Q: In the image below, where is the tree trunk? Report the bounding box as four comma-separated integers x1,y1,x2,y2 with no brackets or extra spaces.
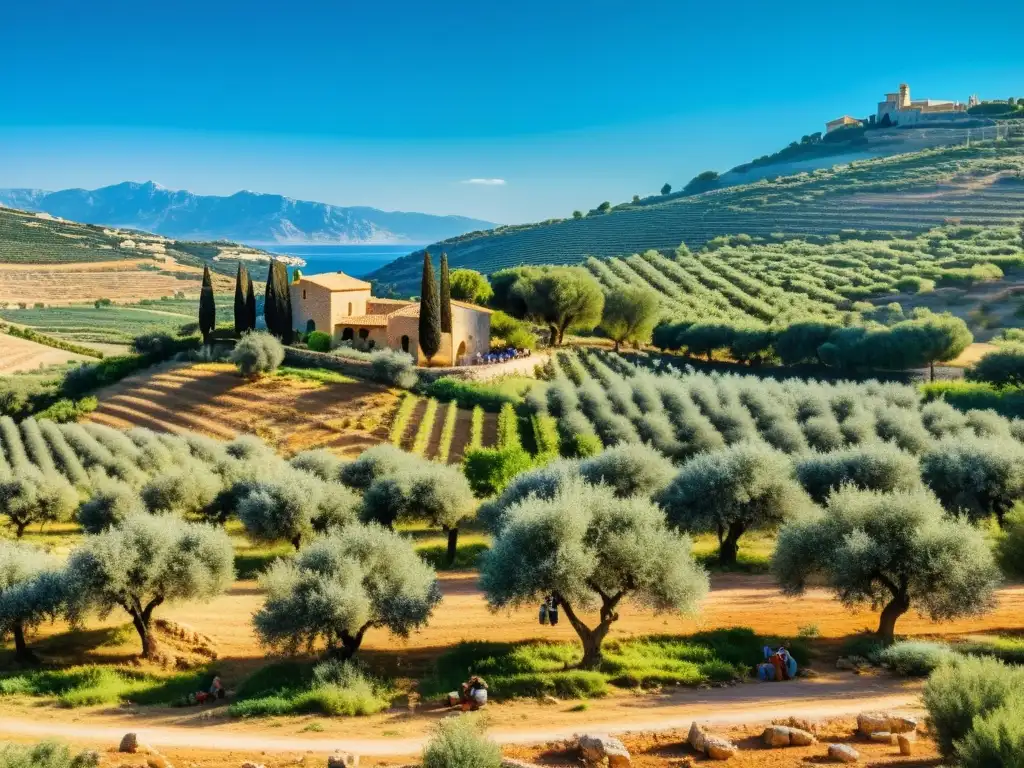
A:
613,340,621,352
337,624,371,660
548,326,558,347
706,351,713,362
929,360,935,382
445,527,459,567
131,613,160,658
12,622,37,665
718,521,745,566
556,591,620,670
14,520,27,539
876,592,910,642
291,534,302,551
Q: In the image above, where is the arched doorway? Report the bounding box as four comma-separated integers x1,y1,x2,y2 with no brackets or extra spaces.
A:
341,328,354,342
401,335,410,353
358,328,369,340
306,319,316,333
456,341,467,362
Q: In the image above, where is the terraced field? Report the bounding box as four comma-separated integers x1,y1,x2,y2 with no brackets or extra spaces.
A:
0,296,234,344
584,223,1024,330
371,141,1024,294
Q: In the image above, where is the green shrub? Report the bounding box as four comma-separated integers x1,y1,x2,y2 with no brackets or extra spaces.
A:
229,660,391,718
370,348,418,389
0,741,99,768
230,331,284,376
923,655,1024,758
956,700,1024,768
3,325,103,359
424,377,517,411
967,344,1024,389
421,715,502,768
571,432,603,457
35,396,97,423
306,331,332,352
878,640,957,676
921,380,1024,419
462,447,534,497
997,506,1024,578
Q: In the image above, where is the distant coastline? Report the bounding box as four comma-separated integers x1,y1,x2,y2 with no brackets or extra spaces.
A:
263,243,421,279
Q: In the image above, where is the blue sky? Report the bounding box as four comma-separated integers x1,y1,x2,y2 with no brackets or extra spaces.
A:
2,0,1022,224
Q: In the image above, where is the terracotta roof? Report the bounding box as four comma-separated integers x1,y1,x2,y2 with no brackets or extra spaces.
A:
334,315,390,327
367,298,414,315
300,272,372,292
391,304,420,318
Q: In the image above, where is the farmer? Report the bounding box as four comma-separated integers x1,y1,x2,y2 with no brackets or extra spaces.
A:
447,675,488,710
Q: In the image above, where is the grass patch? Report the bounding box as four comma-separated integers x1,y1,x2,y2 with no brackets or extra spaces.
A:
275,366,357,385
229,659,392,718
691,530,774,573
422,628,804,701
416,541,490,570
0,665,210,708
959,634,1024,664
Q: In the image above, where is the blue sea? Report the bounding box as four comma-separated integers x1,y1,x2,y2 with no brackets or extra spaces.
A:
261,244,420,279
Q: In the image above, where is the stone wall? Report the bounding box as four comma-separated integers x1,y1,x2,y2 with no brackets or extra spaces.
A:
283,347,551,383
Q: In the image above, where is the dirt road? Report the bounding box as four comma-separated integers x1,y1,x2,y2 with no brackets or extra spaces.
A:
0,675,922,757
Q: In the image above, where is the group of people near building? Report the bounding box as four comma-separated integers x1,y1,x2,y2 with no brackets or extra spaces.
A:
467,347,532,366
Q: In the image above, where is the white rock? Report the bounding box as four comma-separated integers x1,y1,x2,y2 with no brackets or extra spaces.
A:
762,726,791,748
579,734,631,768
898,734,914,756
857,712,890,737
869,731,895,744
687,721,707,753
703,735,737,760
889,716,918,734
828,744,860,763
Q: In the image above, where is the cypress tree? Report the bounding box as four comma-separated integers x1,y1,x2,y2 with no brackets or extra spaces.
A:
264,260,278,336
440,251,452,333
245,270,256,332
273,260,294,344
234,263,249,336
199,265,216,345
418,252,441,364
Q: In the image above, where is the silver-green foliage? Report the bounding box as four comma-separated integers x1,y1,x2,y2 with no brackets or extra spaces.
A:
230,331,285,375
421,715,502,768
66,514,234,656
0,741,100,768
237,468,361,548
340,444,420,491
923,655,1024,760
77,476,143,533
920,436,1024,524
795,443,921,504
0,469,78,537
361,462,475,530
477,458,581,534
578,442,676,500
774,487,1001,639
481,481,708,667
254,523,441,658
658,441,811,563
0,541,65,659
290,449,347,483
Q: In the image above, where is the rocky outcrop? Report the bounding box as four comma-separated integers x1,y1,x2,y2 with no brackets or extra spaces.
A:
761,725,816,748
327,754,359,768
686,722,736,761
857,711,918,737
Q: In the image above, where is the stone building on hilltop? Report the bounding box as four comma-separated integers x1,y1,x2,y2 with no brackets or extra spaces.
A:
289,271,491,365
876,83,968,125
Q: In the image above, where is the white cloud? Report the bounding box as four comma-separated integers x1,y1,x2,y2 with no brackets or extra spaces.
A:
461,178,506,186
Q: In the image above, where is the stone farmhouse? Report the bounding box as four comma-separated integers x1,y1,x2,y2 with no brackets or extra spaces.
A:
289,271,492,366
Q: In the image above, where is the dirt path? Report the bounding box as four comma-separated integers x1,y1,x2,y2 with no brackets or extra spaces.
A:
0,678,922,757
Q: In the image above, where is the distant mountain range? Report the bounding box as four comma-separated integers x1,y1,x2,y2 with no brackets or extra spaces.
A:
0,182,496,245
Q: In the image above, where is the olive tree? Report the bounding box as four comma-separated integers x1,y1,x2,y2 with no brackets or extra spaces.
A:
140,462,223,516
339,444,419,491
65,514,235,657
254,523,441,659
361,463,475,565
0,470,78,538
448,268,493,305
0,542,65,663
289,449,348,483
237,469,361,549
77,476,143,533
658,442,811,565
521,267,605,345
579,443,676,500
477,458,581,534
599,286,661,351
920,437,1024,526
482,481,708,668
230,331,284,376
773,487,1000,641
795,443,921,504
